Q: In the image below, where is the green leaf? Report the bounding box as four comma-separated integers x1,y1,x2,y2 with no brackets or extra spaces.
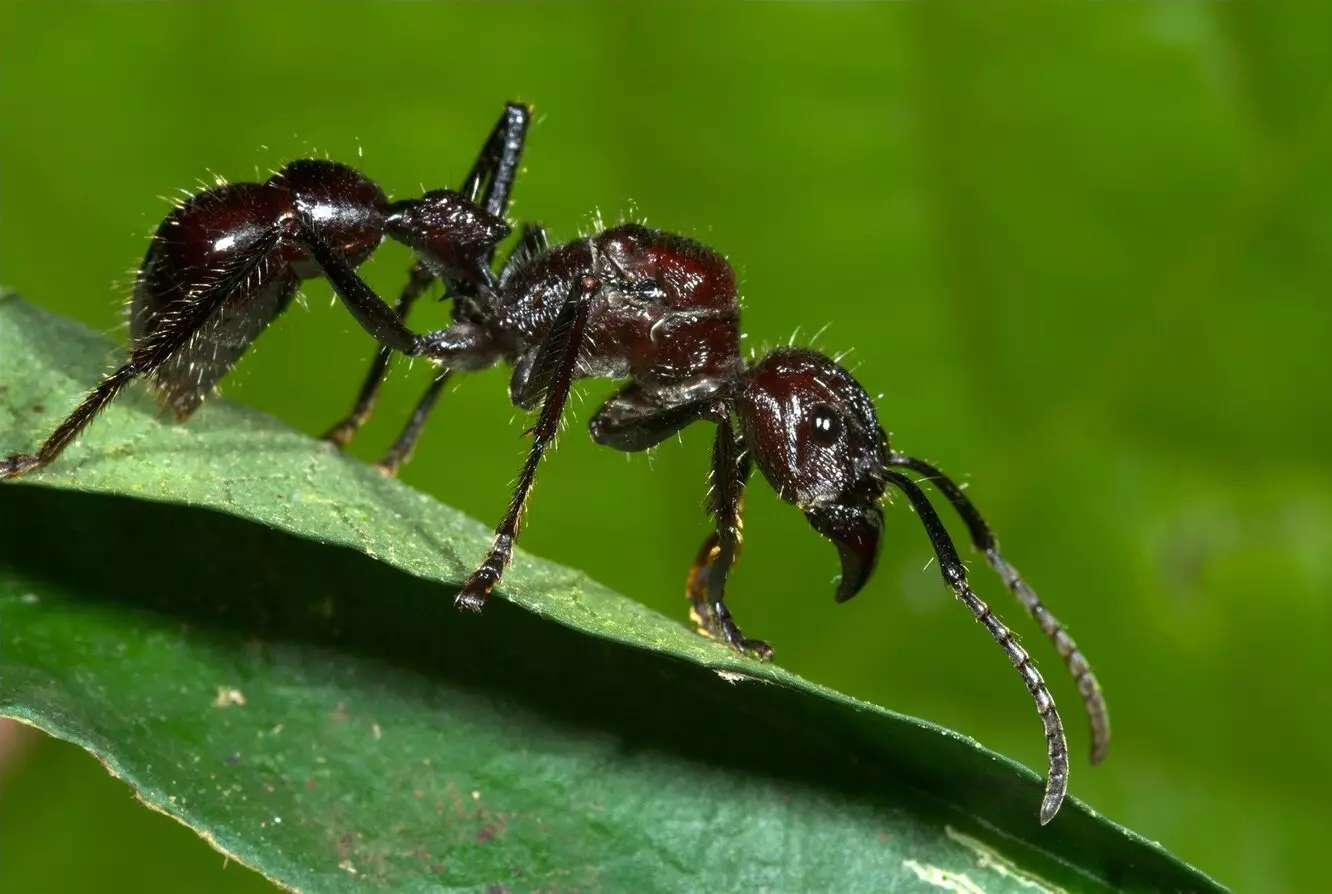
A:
0,294,1221,893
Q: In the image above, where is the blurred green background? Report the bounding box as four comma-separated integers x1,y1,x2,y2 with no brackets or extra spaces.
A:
1,3,1328,892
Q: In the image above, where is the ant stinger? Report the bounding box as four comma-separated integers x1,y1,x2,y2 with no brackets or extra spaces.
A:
0,101,1108,823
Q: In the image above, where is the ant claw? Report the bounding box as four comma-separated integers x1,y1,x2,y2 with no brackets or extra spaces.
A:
321,423,356,449
454,585,489,613
455,557,502,612
373,459,402,478
1,454,37,480
735,638,774,661
718,624,773,660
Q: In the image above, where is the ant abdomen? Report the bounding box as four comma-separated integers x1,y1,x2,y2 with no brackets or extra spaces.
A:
131,160,390,418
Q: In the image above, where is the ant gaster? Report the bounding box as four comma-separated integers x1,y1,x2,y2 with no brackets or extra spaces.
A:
0,102,1108,823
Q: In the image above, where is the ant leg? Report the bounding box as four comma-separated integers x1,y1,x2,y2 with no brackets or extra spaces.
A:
586,386,766,654
587,383,714,452
1,361,145,480
497,222,549,286
884,469,1070,825
2,233,287,480
887,453,1109,766
322,263,434,448
686,414,771,658
324,104,532,452
462,101,532,219
371,320,501,475
289,215,427,355
367,222,548,472
454,276,596,611
373,369,452,476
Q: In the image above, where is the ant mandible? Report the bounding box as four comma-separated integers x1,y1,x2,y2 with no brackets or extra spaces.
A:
0,102,1108,823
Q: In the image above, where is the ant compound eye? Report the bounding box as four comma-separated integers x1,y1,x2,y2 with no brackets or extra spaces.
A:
809,404,842,447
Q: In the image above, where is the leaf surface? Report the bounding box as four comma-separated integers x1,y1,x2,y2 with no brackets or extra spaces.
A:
0,295,1222,893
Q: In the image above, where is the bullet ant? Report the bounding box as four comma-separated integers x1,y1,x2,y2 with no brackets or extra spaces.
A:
0,102,1108,822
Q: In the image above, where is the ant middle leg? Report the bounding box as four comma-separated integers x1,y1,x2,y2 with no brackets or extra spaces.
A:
373,369,452,476
322,103,533,456
454,276,597,611
382,317,503,470
322,262,435,448
370,222,550,476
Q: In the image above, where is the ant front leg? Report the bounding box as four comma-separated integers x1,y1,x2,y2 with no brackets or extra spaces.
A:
688,413,771,659
587,386,767,656
587,382,716,451
454,275,597,611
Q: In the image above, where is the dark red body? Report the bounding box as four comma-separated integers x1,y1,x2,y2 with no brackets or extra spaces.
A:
486,224,744,407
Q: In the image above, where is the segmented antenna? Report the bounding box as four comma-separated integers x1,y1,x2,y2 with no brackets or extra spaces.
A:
986,549,1110,764
884,469,1069,823
888,453,1110,766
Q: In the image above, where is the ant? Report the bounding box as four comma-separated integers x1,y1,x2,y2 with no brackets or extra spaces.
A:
0,102,1108,823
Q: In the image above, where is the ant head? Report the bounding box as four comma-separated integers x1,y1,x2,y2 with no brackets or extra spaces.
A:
736,347,889,602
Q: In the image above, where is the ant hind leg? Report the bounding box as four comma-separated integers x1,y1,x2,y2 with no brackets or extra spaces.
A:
2,231,288,479
368,220,549,474
322,263,435,449
323,103,533,459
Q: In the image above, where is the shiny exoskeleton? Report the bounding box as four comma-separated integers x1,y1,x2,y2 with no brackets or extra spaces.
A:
0,102,1109,823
